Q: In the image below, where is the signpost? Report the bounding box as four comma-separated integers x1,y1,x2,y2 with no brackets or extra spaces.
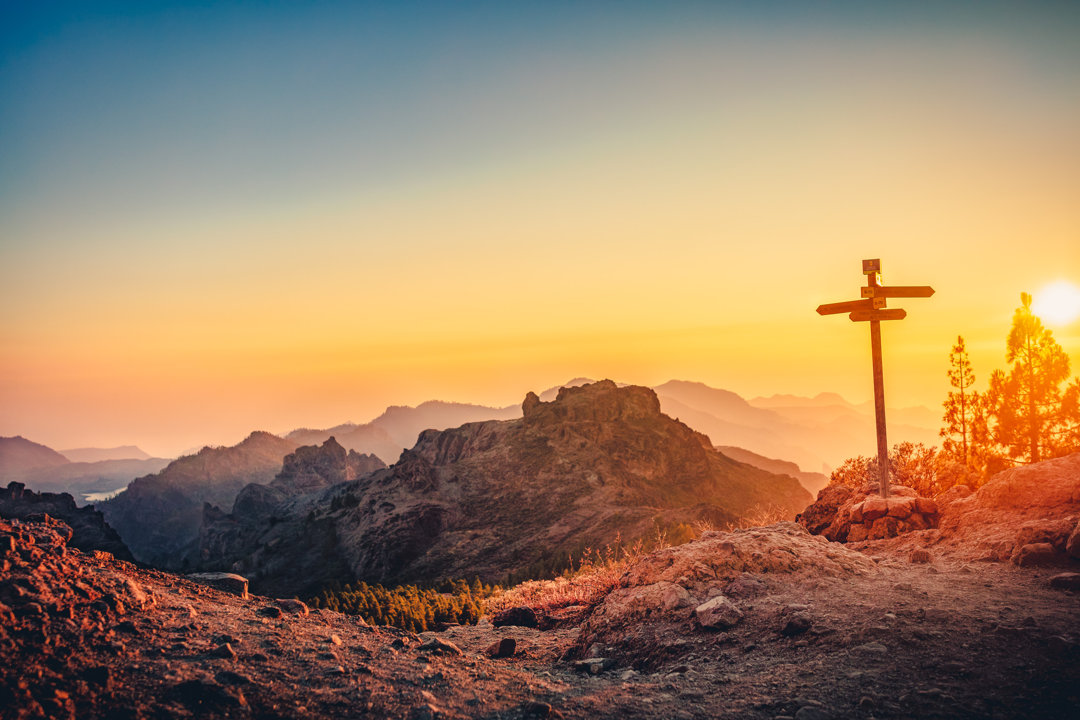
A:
817,260,934,498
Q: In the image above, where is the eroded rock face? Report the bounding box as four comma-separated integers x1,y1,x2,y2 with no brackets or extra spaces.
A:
99,431,299,570
0,482,133,561
198,381,812,597
796,483,940,542
934,453,1080,561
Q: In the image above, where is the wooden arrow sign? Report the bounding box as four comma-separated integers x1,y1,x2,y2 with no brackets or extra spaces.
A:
816,258,933,499
849,309,907,322
816,299,873,315
860,286,935,299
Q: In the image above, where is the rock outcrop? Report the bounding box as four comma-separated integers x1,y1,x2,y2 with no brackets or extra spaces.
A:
797,483,941,542
99,431,298,570
0,482,133,560
573,522,877,666
932,453,1080,562
198,381,812,597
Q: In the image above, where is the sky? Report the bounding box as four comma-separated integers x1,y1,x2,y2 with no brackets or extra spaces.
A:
2,1,1079,458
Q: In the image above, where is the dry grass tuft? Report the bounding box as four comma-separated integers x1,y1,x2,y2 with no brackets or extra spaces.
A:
723,503,793,531
487,532,662,615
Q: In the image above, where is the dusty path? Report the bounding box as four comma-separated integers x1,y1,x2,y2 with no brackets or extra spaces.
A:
3,518,1077,719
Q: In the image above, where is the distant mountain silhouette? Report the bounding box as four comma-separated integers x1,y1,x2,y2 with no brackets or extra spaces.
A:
14,458,171,505
286,400,520,464
99,431,298,569
0,436,70,475
198,381,811,597
1,437,169,506
654,380,938,471
59,446,153,463
715,446,829,496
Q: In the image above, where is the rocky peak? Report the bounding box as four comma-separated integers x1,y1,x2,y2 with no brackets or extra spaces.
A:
522,380,661,425
272,437,349,493
271,438,386,495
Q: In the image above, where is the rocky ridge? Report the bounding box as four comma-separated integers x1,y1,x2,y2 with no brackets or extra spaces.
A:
198,381,812,597
99,432,298,571
0,482,132,561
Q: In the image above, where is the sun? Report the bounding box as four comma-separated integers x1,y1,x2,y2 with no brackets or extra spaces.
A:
1031,280,1080,327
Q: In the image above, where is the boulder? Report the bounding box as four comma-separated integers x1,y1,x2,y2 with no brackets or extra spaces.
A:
275,599,309,615
1048,573,1080,591
694,595,743,630
187,572,249,599
796,486,853,535
418,637,462,656
861,497,889,523
1069,520,1080,560
1011,543,1061,567
493,606,538,629
886,497,915,519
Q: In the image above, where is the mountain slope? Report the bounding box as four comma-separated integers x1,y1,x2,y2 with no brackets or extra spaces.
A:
0,436,70,475
716,445,829,495
99,431,298,569
198,381,811,597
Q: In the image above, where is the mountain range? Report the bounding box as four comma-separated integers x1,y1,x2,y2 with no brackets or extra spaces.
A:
0,436,169,505
196,381,812,597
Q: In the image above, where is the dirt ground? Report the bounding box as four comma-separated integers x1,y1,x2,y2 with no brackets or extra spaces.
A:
3,517,1078,720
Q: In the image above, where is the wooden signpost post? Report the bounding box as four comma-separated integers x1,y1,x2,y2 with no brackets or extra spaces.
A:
817,259,934,498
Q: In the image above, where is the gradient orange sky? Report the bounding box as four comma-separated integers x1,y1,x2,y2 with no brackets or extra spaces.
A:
2,3,1078,457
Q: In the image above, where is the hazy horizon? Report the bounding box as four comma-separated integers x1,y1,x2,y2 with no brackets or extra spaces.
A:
3,2,1078,459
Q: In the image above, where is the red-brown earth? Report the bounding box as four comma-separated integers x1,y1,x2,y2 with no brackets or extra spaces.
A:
4,455,1080,719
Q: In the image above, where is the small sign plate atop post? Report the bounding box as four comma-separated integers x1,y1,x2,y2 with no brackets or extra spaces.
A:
817,259,934,497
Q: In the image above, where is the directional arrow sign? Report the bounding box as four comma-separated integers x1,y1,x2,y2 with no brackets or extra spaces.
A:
860,285,935,299
817,299,873,315
849,309,907,322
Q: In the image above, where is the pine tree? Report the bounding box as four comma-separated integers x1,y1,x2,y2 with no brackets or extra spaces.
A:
941,336,978,466
991,293,1072,463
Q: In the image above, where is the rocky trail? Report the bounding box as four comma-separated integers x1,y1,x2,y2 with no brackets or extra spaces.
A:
3,512,1078,720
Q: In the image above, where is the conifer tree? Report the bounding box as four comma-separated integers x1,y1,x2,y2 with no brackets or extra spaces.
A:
990,293,1072,463
941,336,977,466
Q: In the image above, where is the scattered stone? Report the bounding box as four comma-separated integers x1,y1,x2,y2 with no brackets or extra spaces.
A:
694,595,743,630
1048,573,1080,591
492,606,538,628
795,706,831,720
522,700,554,717
418,637,463,656
573,658,614,675
276,599,309,615
186,572,249,599
1012,543,1061,567
909,549,932,564
781,614,812,637
257,605,283,619
169,679,247,709
855,642,888,654
212,633,240,646
330,633,343,646
486,638,517,658
215,670,253,685
411,703,443,720
211,642,238,660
